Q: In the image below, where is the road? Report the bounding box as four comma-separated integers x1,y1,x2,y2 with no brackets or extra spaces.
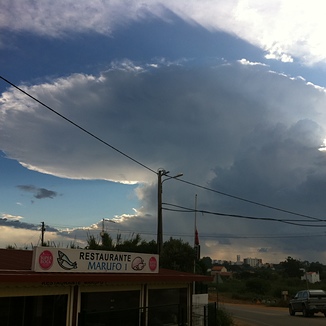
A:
222,302,326,326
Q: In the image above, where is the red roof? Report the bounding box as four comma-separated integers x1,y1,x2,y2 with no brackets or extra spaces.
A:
212,266,225,271
0,248,33,270
0,249,213,284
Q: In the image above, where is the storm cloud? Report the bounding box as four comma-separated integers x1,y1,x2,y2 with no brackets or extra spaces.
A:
2,60,326,262
17,185,58,199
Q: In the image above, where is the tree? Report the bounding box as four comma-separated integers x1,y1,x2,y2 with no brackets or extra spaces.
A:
101,232,115,250
115,234,156,253
137,240,157,254
309,261,324,274
86,234,102,250
115,233,142,252
201,256,212,270
160,238,196,273
245,278,271,295
86,233,198,273
280,256,304,278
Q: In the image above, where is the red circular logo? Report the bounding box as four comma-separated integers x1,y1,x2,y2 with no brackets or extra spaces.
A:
39,250,53,270
149,256,157,271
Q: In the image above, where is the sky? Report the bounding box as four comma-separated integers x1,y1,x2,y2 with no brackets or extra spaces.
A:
2,0,326,264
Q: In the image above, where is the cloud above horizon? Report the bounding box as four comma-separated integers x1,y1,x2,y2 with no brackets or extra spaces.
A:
17,185,58,200
3,0,326,264
2,60,326,184
2,59,326,262
1,1,326,65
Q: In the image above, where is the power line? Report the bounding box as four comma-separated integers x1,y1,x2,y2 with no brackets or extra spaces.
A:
30,221,326,239
162,203,326,227
48,225,326,242
2,74,325,223
5,217,326,247
193,233,326,239
175,178,324,221
0,75,157,175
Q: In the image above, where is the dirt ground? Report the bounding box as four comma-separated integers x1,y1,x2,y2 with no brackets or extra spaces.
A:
233,319,256,326
212,294,258,326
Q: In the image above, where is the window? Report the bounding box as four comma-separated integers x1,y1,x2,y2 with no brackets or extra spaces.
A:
148,288,187,325
0,295,67,326
80,290,140,326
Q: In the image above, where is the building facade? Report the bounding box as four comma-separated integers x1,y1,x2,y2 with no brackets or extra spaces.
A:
301,271,321,284
243,257,262,268
0,248,212,326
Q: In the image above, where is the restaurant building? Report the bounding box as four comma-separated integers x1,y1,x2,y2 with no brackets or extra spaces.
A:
0,247,212,325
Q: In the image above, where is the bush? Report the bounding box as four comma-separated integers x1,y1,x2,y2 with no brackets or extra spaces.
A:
217,307,235,326
245,278,271,295
231,292,252,301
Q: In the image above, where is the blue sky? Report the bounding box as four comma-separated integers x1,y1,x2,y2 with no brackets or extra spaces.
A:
2,1,326,263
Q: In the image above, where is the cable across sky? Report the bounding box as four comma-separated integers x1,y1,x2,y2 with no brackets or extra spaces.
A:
1,74,325,225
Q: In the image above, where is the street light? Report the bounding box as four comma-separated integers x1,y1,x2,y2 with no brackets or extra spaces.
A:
100,218,116,245
157,169,183,255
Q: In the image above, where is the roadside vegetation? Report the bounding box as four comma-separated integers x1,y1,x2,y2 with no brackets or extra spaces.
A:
206,256,326,307
216,307,235,326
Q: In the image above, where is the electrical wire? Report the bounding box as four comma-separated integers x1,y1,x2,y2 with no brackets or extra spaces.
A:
162,203,326,227
2,74,326,225
174,177,324,221
30,221,326,239
107,229,326,239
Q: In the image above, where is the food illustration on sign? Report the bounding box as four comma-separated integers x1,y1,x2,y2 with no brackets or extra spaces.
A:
57,250,78,270
131,256,146,271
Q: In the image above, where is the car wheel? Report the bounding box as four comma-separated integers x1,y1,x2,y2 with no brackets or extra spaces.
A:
289,305,295,316
302,305,309,317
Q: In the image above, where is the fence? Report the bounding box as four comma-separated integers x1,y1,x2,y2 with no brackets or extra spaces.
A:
192,302,217,326
78,303,185,326
78,302,218,326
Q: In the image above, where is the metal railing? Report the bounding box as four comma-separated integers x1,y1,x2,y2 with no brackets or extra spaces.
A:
78,303,186,326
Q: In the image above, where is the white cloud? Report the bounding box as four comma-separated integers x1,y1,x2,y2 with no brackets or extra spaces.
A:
0,226,38,248
1,213,23,220
2,60,326,262
2,1,326,65
238,58,267,66
0,0,166,38
4,60,323,184
0,225,88,249
265,52,293,63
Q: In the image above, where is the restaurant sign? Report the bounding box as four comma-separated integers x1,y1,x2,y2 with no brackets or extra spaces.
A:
32,247,159,273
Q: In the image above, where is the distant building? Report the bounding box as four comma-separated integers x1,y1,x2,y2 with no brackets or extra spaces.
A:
243,257,262,268
301,271,320,283
260,262,275,270
235,255,243,265
212,266,227,273
212,259,231,265
211,265,233,282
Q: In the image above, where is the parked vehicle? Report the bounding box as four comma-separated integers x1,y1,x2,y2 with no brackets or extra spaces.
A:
289,289,326,317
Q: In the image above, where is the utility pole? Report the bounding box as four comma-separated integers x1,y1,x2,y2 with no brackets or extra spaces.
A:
157,169,183,256
41,222,45,246
100,218,116,246
193,194,198,295
157,169,165,255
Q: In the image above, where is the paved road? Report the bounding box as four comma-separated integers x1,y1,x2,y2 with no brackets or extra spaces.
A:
222,302,326,326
